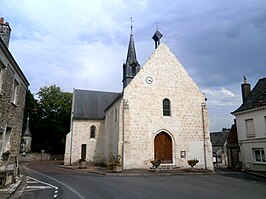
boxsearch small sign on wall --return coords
[180,151,186,158]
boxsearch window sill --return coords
[253,161,266,165]
[11,101,17,107]
[246,135,255,138]
[163,116,171,118]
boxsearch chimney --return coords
[241,76,251,103]
[0,17,12,48]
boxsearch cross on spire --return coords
[130,17,134,35]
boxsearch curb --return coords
[243,171,266,180]
[0,175,22,199]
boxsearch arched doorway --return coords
[154,132,173,163]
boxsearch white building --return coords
[232,77,266,171]
[64,29,213,170]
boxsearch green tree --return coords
[24,85,72,154]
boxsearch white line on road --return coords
[26,185,54,189]
[27,176,58,189]
[24,165,85,199]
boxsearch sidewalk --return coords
[56,164,215,176]
[244,170,266,179]
[0,175,22,199]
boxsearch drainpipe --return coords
[122,99,128,169]
[122,99,126,170]
[69,88,75,165]
[201,102,207,170]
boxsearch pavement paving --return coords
[1,162,266,199]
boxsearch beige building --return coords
[232,77,266,171]
[64,29,213,170]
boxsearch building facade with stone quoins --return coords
[0,17,29,187]
[232,77,266,171]
[64,29,213,170]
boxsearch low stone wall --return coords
[19,153,50,161]
[19,153,64,162]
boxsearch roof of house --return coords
[0,38,30,86]
[232,77,266,114]
[210,131,230,147]
[73,89,121,120]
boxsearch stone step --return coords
[150,165,179,170]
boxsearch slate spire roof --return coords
[232,77,266,114]
[122,19,140,88]
[126,25,139,67]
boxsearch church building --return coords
[64,27,213,170]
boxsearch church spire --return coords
[122,17,140,89]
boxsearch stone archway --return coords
[154,132,172,163]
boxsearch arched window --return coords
[90,125,96,138]
[163,98,171,116]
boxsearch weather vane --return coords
[155,21,159,30]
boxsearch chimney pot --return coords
[241,76,251,103]
[0,17,11,48]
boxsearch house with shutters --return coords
[0,17,29,187]
[232,77,266,171]
[64,27,213,170]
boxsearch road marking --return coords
[27,176,58,189]
[24,166,85,199]
[26,185,54,189]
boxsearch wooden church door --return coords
[154,132,172,163]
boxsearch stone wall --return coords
[0,43,28,168]
[65,120,105,165]
[104,98,122,163]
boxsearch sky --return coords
[1,0,266,131]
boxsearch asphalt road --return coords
[16,161,266,199]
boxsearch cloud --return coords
[1,0,265,131]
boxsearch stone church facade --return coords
[64,29,213,170]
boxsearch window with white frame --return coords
[264,116,266,136]
[2,127,11,153]
[253,148,265,163]
[0,131,3,154]
[11,79,19,104]
[245,118,255,138]
[0,63,5,93]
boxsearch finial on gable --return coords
[152,21,163,49]
[243,75,247,83]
